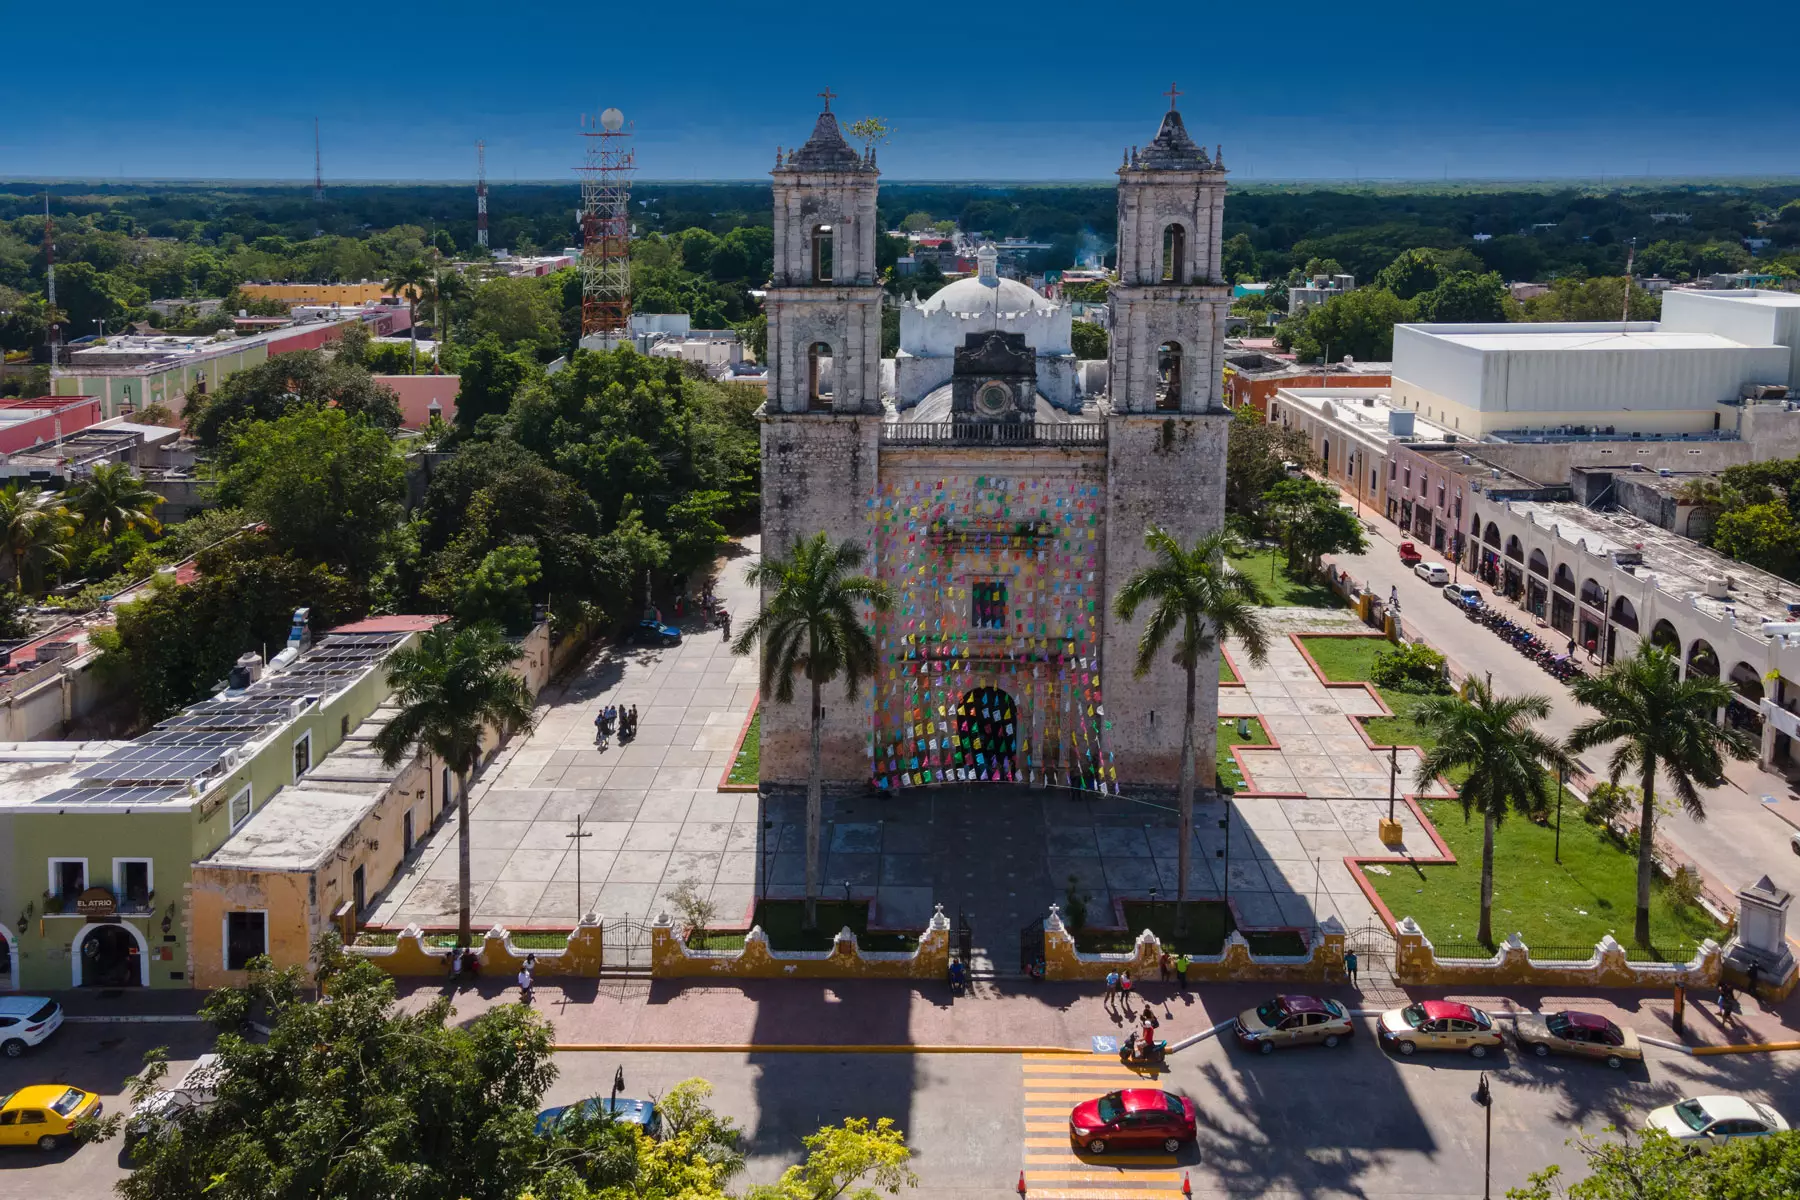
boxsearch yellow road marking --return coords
[1027,1120,1073,1131]
[1019,1192,1186,1200]
[1024,1063,1150,1074]
[1027,1106,1079,1116]
[1026,1152,1178,1166]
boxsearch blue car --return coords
[633,619,682,647]
[534,1095,662,1138]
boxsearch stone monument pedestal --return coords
[1378,817,1405,848]
[1723,874,1798,1001]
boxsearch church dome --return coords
[918,273,1053,317]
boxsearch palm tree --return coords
[384,258,432,372]
[422,266,470,367]
[1113,528,1271,916]
[731,533,893,930]
[1410,680,1572,947]
[19,502,77,594]
[67,462,163,541]
[373,622,535,948]
[0,484,54,590]
[1569,644,1755,946]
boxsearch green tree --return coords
[453,334,541,434]
[374,623,534,948]
[1523,276,1660,322]
[1568,645,1756,946]
[1262,477,1368,574]
[1414,270,1509,323]
[1223,406,1312,525]
[451,543,542,635]
[1221,232,1257,283]
[214,406,404,573]
[1113,529,1270,915]
[186,350,401,447]
[900,212,934,233]
[110,937,573,1200]
[1411,680,1571,946]
[732,535,893,929]
[1710,501,1800,578]
[1070,321,1108,359]
[468,274,563,359]
[384,257,432,370]
[744,1116,918,1200]
[66,461,163,540]
[1277,287,1415,363]
[1509,1124,1800,1200]
[0,482,64,590]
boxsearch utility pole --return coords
[43,195,57,376]
[1621,238,1636,324]
[313,119,325,203]
[1475,1073,1493,1199]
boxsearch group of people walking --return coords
[594,704,638,748]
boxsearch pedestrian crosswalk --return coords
[1017,1051,1189,1200]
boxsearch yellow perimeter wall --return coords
[239,282,392,305]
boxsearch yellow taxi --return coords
[1377,1000,1504,1058]
[1511,1010,1642,1069]
[0,1084,103,1151]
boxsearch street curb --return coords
[65,1015,206,1024]
[552,1043,1090,1055]
[1168,1020,1235,1054]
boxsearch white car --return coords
[1646,1095,1789,1143]
[125,1053,228,1147]
[0,997,63,1058]
[1413,562,1450,585]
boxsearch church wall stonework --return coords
[758,414,882,784]
[1101,412,1231,787]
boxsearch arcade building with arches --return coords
[758,93,1234,793]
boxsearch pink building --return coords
[0,396,105,454]
[374,375,460,428]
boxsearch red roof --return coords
[1421,1001,1477,1022]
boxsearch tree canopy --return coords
[186,350,403,447]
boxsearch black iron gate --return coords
[601,917,657,974]
[956,908,973,964]
[1020,919,1043,973]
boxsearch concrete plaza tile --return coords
[708,884,756,924]
[1154,856,1219,894]
[1263,858,1329,893]
[716,851,757,885]
[552,849,616,882]
[585,793,646,822]
[613,744,669,768]
[1049,857,1108,893]
[724,822,760,852]
[875,886,937,930]
[1231,892,1287,928]
[1225,859,1271,891]
[675,821,732,852]
[472,791,549,821]
[531,767,569,788]
[621,822,683,852]
[1324,864,1375,896]
[638,792,694,824]
[546,749,578,769]
[659,747,715,769]
[1244,826,1308,861]
[1294,828,1358,857]
[683,793,740,822]
[393,879,459,918]
[497,849,566,882]
[479,881,548,918]
[1286,800,1347,829]
[876,823,931,854]
[594,882,661,919]
[823,852,880,886]
[880,854,933,886]
[464,847,515,881]
[603,765,661,791]
[531,883,584,923]
[1102,858,1161,892]
[532,793,593,821]
[665,850,723,884]
[830,822,882,853]
[639,705,688,727]
[652,766,710,790]
[514,821,580,851]
[465,821,532,852]
[625,723,677,747]
[1094,827,1152,858]
[1276,893,1323,925]
[694,724,747,751]
[608,850,673,884]
[766,853,807,886]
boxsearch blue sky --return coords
[6,0,1794,182]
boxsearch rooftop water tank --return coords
[1388,410,1416,436]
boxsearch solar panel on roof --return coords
[36,784,187,807]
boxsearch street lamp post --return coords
[1217,790,1233,906]
[1474,1072,1493,1200]
[1554,764,1566,865]
[566,814,593,922]
[1387,745,1399,825]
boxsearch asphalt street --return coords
[6,1014,1799,1199]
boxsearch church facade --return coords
[759,99,1232,793]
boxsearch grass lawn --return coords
[1228,548,1342,609]
[726,709,760,786]
[1216,715,1270,792]
[1299,635,1722,957]
[687,900,919,954]
[1220,655,1238,684]
[1073,901,1308,957]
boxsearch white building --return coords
[890,244,1083,410]
[1660,289,1800,392]
[1391,314,1794,439]
[1289,273,1355,315]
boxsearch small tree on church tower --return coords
[733,533,894,930]
[1114,529,1271,924]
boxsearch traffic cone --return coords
[1182,1171,1193,1197]
[1017,1170,1027,1196]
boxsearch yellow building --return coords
[238,282,393,306]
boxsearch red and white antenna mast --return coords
[577,107,634,338]
[313,118,325,203]
[476,140,489,249]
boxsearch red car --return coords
[1068,1088,1197,1154]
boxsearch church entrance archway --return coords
[954,687,1018,782]
[73,922,147,988]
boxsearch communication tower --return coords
[313,119,325,203]
[43,196,57,374]
[476,140,489,249]
[576,107,634,337]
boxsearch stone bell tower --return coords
[1102,92,1235,789]
[759,94,885,784]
